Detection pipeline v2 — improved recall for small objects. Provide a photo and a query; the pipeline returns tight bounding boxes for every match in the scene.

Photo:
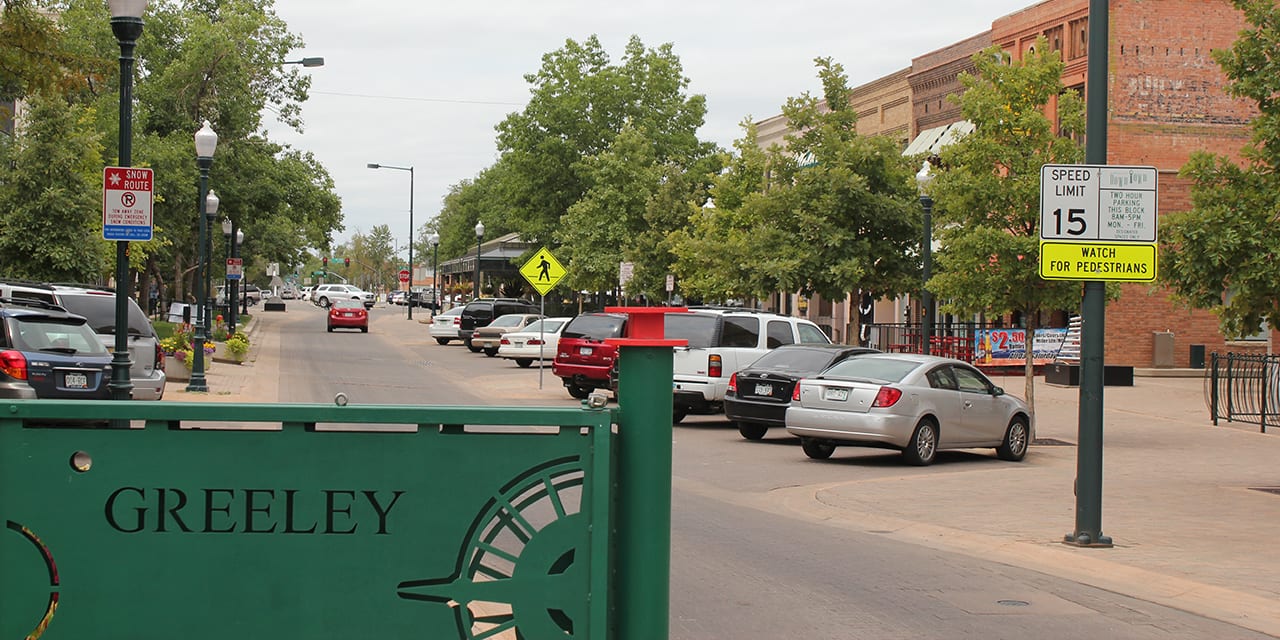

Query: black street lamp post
[474,221,484,300]
[231,227,243,332]
[239,229,248,316]
[222,217,232,334]
[187,120,217,392]
[368,163,414,319]
[429,232,440,317]
[916,159,934,356]
[108,0,148,402]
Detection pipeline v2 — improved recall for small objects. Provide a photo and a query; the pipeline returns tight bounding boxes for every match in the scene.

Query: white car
[498,317,570,367]
[428,307,465,345]
[311,284,374,309]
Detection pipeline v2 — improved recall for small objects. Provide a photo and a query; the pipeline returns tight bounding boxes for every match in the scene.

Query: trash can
[1189,344,1206,369]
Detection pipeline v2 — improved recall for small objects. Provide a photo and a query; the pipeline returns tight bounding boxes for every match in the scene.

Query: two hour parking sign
[103,166,154,241]
[1039,164,1158,282]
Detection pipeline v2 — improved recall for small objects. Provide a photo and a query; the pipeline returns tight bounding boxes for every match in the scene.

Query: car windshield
[820,356,920,383]
[522,319,565,334]
[490,314,530,328]
[9,317,109,355]
[55,293,151,336]
[749,348,841,373]
[331,298,363,310]
[562,315,625,340]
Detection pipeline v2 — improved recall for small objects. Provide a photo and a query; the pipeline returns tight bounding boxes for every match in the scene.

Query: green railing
[1,322,680,640]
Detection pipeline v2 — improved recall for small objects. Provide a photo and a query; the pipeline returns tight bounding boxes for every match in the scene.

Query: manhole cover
[1032,438,1075,446]
[997,600,1031,607]
[1249,487,1280,496]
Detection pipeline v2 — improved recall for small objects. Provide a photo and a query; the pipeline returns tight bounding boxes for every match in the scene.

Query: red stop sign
[398,269,410,283]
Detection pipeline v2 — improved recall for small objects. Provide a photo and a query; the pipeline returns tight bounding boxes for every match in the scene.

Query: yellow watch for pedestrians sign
[520,247,567,295]
[1039,164,1158,282]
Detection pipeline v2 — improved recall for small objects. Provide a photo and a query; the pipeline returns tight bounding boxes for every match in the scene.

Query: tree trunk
[1023,311,1038,410]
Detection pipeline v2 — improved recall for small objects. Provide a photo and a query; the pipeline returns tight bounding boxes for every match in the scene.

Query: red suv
[552,313,628,399]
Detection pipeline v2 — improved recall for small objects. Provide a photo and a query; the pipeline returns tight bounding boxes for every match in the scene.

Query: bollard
[607,306,686,640]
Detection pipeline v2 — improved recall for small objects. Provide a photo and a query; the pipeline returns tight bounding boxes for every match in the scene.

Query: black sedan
[724,344,878,440]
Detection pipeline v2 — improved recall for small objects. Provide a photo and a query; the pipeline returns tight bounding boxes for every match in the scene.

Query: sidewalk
[801,375,1280,637]
[160,313,1280,635]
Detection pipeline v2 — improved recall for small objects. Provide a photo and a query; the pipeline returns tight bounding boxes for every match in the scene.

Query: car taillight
[792,380,803,401]
[872,386,903,407]
[452,317,460,326]
[727,372,738,394]
[528,338,543,345]
[708,354,722,378]
[0,350,28,380]
[155,342,165,371]
[500,337,511,345]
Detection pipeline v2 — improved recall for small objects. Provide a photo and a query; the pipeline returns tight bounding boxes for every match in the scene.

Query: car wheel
[672,408,688,424]
[515,358,533,368]
[902,419,939,466]
[566,384,591,400]
[327,325,333,333]
[466,341,481,353]
[801,438,835,460]
[737,422,769,441]
[996,415,1030,462]
[484,348,498,357]
[435,338,451,345]
[318,296,330,308]
[361,326,368,333]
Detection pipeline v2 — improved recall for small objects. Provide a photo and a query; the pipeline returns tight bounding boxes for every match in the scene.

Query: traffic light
[344,257,350,268]
[322,257,328,267]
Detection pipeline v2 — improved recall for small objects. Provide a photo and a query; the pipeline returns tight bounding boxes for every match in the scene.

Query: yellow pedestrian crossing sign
[520,247,567,295]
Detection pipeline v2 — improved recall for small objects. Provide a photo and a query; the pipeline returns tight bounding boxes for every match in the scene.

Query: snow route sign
[103,166,154,241]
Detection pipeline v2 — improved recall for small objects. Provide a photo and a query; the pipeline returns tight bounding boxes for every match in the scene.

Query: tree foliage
[673,59,920,304]
[926,38,1087,403]
[1160,0,1280,337]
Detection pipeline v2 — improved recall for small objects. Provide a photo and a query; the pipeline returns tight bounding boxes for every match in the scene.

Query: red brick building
[758,0,1264,366]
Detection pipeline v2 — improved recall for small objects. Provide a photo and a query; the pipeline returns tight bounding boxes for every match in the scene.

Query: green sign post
[0,324,689,640]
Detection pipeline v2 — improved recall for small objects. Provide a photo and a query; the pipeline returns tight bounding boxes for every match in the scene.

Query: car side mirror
[992,386,1005,396]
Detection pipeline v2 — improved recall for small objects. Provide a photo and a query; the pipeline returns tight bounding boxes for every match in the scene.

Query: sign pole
[1068,0,1113,548]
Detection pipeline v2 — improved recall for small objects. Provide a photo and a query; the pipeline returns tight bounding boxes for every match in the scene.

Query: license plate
[823,387,849,402]
[512,340,525,348]
[343,312,354,317]
[754,383,773,397]
[580,346,593,355]
[64,372,88,389]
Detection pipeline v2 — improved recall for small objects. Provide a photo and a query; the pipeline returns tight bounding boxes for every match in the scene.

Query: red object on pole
[398,269,411,283]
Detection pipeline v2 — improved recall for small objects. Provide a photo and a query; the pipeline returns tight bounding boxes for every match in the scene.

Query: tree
[672,59,920,307]
[495,35,713,252]
[1160,0,1280,339]
[926,38,1087,405]
[0,93,109,280]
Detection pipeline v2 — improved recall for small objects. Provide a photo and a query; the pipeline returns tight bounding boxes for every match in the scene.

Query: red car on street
[552,313,628,399]
[327,298,368,333]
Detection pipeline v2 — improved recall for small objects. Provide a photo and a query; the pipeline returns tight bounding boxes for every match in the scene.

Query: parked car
[312,284,375,309]
[725,344,879,440]
[669,308,831,422]
[552,312,628,399]
[0,297,113,400]
[49,284,166,401]
[242,284,263,305]
[785,353,1034,466]
[327,297,369,333]
[409,287,437,310]
[458,298,538,351]
[429,307,465,345]
[388,290,407,305]
[470,313,543,357]
[499,317,570,367]
[0,279,58,305]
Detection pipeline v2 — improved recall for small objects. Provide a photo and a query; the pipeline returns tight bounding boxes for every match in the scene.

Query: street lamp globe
[205,189,220,217]
[221,217,232,236]
[237,229,244,245]
[107,0,148,19]
[194,120,218,159]
[915,159,934,194]
[475,221,485,238]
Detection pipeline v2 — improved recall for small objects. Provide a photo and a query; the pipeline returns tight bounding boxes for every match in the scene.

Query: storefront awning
[902,120,974,157]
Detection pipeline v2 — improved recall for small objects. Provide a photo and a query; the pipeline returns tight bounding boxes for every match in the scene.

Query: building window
[1068,17,1089,60]
[1045,25,1063,53]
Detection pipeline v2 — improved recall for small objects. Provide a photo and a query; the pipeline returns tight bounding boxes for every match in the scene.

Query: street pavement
[166,310,1280,637]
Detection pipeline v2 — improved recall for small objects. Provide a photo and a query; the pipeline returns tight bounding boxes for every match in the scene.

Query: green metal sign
[0,402,615,639]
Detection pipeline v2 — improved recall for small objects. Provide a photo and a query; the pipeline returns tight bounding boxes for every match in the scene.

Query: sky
[264,0,1038,254]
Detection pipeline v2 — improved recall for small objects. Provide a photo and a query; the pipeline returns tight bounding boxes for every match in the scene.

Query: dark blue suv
[0,298,112,400]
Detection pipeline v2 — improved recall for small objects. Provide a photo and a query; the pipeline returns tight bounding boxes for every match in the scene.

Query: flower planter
[164,353,213,382]
[212,343,246,364]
